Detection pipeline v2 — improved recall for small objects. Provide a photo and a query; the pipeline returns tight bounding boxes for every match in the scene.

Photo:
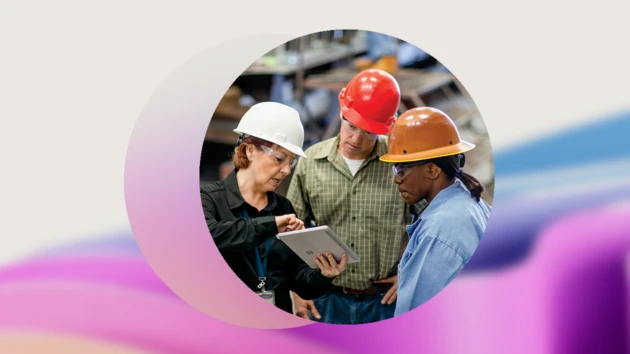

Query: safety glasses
[392,160,430,181]
[259,145,298,169]
[342,118,379,141]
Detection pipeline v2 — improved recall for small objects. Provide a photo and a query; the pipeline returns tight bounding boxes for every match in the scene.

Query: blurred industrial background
[199,30,494,205]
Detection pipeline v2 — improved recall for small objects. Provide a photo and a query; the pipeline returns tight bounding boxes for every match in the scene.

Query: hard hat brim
[341,106,392,135]
[380,140,476,163]
[233,129,308,158]
[279,143,307,158]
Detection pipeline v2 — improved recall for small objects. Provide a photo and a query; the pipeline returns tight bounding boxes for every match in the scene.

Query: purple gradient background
[0,35,629,353]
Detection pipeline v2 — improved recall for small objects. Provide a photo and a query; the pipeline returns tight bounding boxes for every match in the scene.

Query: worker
[287,69,427,324]
[200,102,347,314]
[379,106,491,315]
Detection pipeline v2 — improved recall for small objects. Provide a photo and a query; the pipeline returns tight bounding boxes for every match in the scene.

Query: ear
[245,145,256,161]
[426,163,442,180]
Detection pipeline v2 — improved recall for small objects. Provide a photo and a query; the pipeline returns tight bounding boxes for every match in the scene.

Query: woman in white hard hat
[200,101,347,314]
[379,106,491,316]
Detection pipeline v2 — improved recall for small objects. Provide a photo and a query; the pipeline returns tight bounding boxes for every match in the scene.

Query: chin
[403,194,420,205]
[266,181,281,192]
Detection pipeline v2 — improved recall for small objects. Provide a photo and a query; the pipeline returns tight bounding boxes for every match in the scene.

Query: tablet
[276,226,360,269]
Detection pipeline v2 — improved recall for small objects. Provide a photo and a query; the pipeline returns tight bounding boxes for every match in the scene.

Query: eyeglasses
[342,118,379,140]
[259,145,298,169]
[392,161,430,181]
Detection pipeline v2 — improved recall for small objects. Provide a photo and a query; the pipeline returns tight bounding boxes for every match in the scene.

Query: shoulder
[373,135,390,159]
[303,136,337,160]
[200,180,226,196]
[427,194,487,230]
[417,201,485,260]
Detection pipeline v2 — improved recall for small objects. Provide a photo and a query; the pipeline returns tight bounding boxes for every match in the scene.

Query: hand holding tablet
[276,226,360,269]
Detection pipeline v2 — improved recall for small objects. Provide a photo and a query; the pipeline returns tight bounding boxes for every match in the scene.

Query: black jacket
[200,169,334,313]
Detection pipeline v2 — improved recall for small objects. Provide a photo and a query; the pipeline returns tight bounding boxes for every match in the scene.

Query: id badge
[257,290,275,306]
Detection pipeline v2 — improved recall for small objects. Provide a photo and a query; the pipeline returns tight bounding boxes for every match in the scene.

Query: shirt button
[351,243,355,247]
[352,190,356,195]
[351,269,355,273]
[352,216,356,221]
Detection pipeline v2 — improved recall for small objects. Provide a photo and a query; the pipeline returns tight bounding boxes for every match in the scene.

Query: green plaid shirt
[286,135,428,290]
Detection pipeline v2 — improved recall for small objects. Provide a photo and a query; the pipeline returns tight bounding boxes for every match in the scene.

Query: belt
[333,282,393,296]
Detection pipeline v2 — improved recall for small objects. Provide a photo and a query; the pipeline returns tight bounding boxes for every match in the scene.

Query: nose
[281,163,291,175]
[393,174,402,184]
[349,132,363,145]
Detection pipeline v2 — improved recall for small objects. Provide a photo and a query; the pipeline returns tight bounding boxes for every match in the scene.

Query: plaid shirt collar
[312,135,389,161]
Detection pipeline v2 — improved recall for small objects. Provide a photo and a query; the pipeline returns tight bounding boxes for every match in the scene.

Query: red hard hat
[338,69,401,135]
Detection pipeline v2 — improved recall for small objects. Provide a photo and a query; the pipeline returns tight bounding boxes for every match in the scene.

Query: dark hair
[231,135,274,169]
[430,154,485,202]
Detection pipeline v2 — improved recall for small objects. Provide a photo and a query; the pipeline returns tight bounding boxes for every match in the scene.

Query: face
[247,144,297,192]
[392,161,435,204]
[338,115,379,159]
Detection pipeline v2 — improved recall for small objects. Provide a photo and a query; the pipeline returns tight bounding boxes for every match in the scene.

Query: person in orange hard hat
[286,69,428,324]
[379,106,492,316]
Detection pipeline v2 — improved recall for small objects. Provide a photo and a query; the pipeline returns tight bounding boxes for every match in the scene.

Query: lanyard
[242,209,272,290]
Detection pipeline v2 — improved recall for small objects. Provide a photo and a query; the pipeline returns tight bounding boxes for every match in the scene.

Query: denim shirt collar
[406,179,469,235]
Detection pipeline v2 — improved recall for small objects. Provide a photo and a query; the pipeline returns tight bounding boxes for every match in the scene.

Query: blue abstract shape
[493,110,630,178]
[455,110,630,272]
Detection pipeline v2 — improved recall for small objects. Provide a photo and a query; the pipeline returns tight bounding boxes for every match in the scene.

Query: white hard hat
[233,102,307,158]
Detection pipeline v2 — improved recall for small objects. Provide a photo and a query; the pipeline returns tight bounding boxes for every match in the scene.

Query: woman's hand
[313,252,347,278]
[285,217,304,231]
[275,214,305,233]
[275,214,297,233]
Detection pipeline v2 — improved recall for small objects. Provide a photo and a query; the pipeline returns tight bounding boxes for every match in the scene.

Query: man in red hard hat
[287,69,427,324]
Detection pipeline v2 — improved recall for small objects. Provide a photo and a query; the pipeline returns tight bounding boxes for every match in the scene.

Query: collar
[313,135,389,161]
[407,179,469,231]
[224,169,278,212]
[428,179,468,210]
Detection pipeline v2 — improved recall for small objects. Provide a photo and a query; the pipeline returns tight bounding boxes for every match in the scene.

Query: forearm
[208,216,278,252]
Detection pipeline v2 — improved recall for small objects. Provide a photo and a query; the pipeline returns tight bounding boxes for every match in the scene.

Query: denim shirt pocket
[398,248,414,273]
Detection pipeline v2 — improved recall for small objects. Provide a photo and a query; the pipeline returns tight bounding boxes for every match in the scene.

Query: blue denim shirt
[395,179,491,316]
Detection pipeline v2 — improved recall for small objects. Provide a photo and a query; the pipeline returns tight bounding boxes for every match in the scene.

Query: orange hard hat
[338,69,401,135]
[380,107,475,163]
